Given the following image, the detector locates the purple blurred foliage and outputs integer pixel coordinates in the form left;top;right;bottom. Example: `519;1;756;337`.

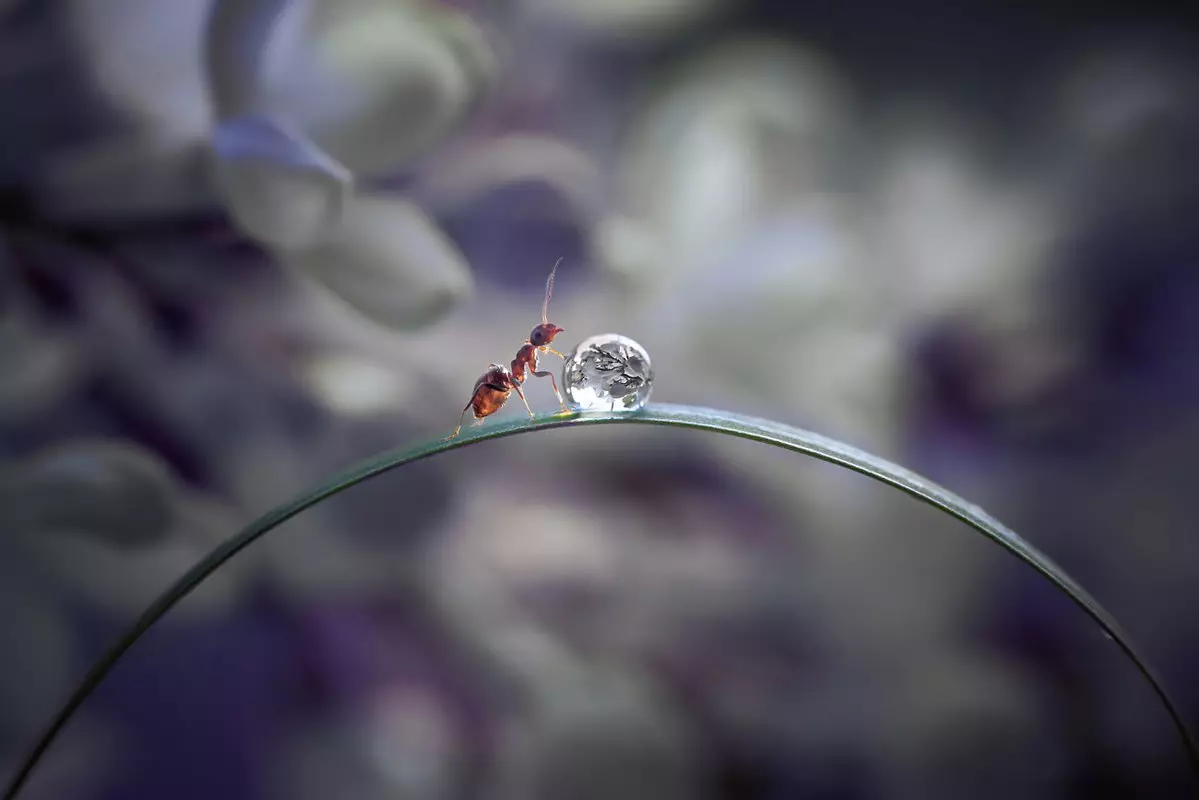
2;1;1199;799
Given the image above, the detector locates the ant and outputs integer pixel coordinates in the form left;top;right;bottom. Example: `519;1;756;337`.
446;260;570;440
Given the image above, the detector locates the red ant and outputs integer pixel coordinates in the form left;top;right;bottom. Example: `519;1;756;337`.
446;260;570;439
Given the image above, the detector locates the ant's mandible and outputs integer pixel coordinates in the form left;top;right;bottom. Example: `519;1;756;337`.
446;260;570;439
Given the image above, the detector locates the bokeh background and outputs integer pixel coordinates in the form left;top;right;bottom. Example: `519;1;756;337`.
2;0;1198;798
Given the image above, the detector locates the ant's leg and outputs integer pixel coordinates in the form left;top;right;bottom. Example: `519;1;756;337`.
539;346;567;360
445;402;475;440
513;382;535;419
531;369;568;412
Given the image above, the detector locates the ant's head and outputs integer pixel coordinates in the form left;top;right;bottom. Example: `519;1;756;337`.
529;323;564;348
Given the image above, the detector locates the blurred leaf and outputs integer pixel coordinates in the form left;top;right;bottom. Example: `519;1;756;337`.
615;37;852;281
29;135;213;223
281;194;473;330
0;575;73;750
499;665;700;800
209;114;353;249
4;403;1196;799
0;441;176;548
0;311;83;421
206;0;495;176
69;0;212;135
519;0;729;40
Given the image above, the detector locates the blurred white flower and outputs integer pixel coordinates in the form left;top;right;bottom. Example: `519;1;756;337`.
365;687;462;799
31;136;213;221
0;571;74;746
218;1;493;170
0;440;177;548
598;37;911;448
1;441;245;617
302;353;419;416
208;114;354;251
0;300;85;424
517;0;729;41
878;654;1066;800
207;0;491;326
38;0;494;330
414;133;603;247
269;691;462;800
643;204;904;449
37;0;219;220
68;0;213;136
609;36;854;288
873;130;1060;326
1053;42;1194;161
281;194;474;331
495;664;700;800
206;0;494;246
1049;41;1199;240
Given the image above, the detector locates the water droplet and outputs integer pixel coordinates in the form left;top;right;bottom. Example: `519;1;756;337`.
563;333;654;412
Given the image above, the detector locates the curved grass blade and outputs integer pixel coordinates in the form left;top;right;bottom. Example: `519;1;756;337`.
4;403;1196;798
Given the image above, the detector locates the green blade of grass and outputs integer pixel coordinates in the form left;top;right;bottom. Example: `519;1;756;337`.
4;402;1196;798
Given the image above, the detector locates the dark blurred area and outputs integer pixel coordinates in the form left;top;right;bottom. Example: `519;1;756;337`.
2;0;1199;798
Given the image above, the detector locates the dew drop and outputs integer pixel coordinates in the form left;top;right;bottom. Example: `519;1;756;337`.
563;333;654;412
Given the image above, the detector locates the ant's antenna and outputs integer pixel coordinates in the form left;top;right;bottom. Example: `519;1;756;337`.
542;258;562;325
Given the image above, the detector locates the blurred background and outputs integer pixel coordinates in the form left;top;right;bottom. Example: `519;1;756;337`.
1;0;1198;797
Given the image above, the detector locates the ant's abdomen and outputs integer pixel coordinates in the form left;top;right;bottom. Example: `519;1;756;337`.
472;385;510;418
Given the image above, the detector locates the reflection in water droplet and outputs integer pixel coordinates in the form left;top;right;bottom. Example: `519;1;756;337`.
563;333;654;412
